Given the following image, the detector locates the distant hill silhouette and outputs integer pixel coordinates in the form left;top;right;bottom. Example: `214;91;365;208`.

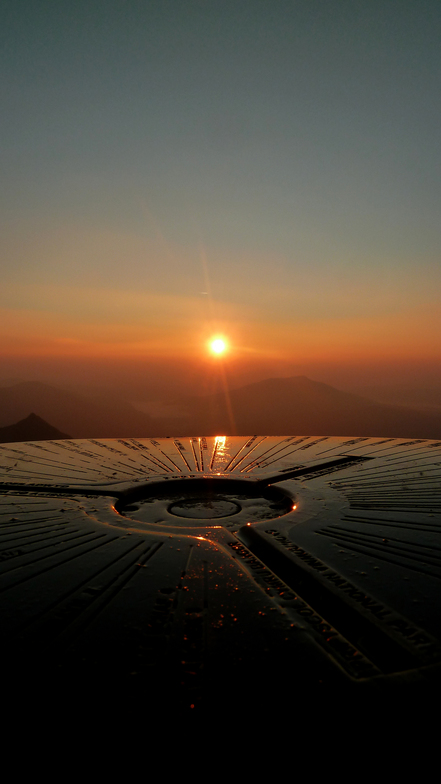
352;383;441;412
0;381;164;438
181;375;441;438
0;413;70;443
0;376;440;439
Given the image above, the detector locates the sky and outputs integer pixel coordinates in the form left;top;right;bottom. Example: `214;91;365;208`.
1;0;441;395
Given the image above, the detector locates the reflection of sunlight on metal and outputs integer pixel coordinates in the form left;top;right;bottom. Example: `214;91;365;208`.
215;435;226;452
210;435;227;470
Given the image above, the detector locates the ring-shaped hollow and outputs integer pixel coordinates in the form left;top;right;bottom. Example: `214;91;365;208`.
115;476;294;525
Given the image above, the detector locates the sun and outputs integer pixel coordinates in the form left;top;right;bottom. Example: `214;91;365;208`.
209;337;227;355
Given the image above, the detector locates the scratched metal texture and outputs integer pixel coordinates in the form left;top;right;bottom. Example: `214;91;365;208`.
0;435;440;709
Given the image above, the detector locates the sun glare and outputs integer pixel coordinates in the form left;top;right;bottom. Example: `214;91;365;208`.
210;338;227;355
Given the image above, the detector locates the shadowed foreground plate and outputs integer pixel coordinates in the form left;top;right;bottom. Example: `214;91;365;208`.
1;435;440;709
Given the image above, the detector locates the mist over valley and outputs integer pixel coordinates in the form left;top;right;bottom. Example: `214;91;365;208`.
1;375;441;443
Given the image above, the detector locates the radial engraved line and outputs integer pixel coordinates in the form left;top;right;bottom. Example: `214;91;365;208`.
344;498;441;507
132;450;173;473
341;479;441;492
0;516;67;533
350;522;441;533
345;500;441;510
199;438;206;471
242;437;331;471
44;541;164;647
382;452;441;467
1;465;93;481
345;511;441;522
0;534;100;581
338;442;405;458
0;525;93;552
124;444;170;472
149;440;183;472
0;527;85;551
0;500;63;507
338;479;441;492
21;443;60;455
332;464;441;485
335;468;440;492
345;486;441;497
190;439;200;472
15;539;162;639
241;437;309;471
223;436;264;472
241;437;311;470
55;443;100;458
173;441;192;471
0;500;64;515
0;513;66;527
366;443;440;460
323;525;441;557
128;440;173;471
318;530;441;577
88;458;146;477
15;448;94;468
0;533;117;591
2;452;92;472
382;447;441;462
0;527;69;545
209;440;219;471
344;473;441;485
87;441;150;474
316;437;371;455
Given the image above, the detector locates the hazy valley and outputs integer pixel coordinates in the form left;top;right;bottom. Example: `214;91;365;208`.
1;376;441;443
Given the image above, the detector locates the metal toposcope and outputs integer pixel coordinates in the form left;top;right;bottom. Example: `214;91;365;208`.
0;434;440;710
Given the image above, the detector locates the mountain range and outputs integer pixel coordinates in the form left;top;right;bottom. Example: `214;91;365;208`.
0;377;440;441
181;376;441;438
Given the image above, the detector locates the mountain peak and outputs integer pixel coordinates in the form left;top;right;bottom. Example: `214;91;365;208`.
0;413;71;443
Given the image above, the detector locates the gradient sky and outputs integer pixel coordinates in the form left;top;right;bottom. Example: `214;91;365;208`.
1;1;441;391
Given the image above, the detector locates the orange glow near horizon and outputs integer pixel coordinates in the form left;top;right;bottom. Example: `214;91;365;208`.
1;296;441;369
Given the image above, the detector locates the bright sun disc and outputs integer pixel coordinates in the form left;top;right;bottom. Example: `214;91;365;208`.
210;338;227;355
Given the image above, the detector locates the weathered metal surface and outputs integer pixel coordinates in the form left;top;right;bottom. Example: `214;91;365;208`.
1;435;440;708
